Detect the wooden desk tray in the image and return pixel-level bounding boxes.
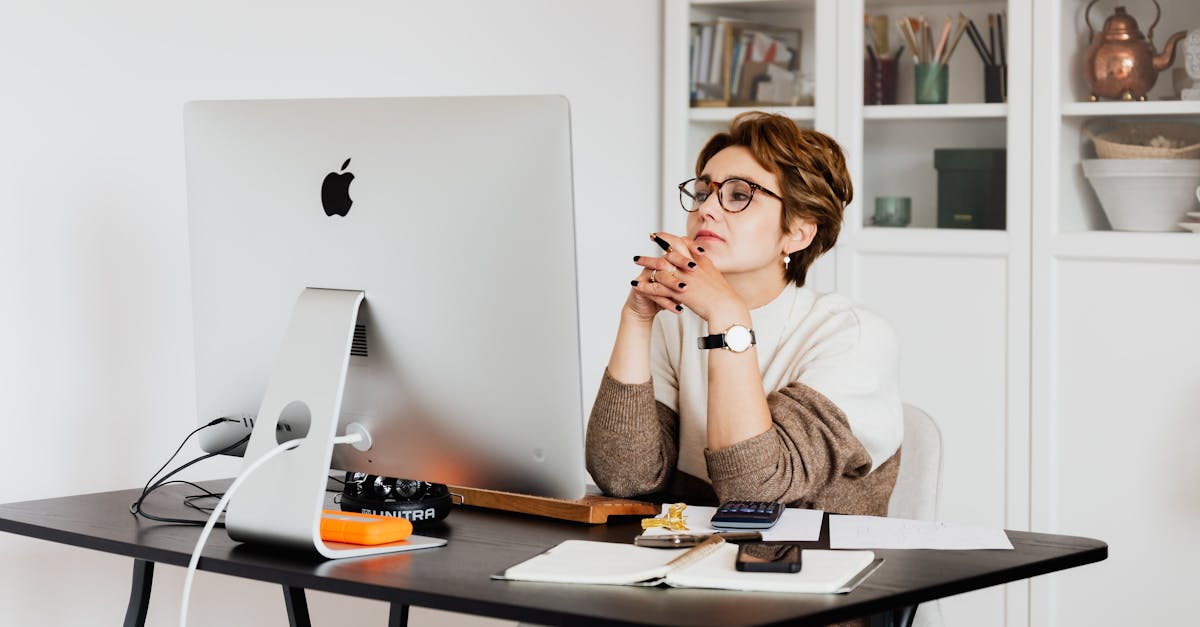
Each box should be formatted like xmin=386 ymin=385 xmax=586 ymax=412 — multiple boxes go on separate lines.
xmin=447 ymin=485 xmax=660 ymax=524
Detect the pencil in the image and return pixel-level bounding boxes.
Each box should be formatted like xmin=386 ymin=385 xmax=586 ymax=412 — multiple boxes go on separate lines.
xmin=943 ymin=13 xmax=971 ymax=64
xmin=923 ymin=17 xmax=934 ymax=64
xmin=908 ymin=17 xmax=925 ymax=62
xmin=897 ymin=19 xmax=919 ymax=63
xmin=966 ymin=18 xmax=992 ymax=65
xmin=997 ymin=12 xmax=1006 ymax=67
xmin=988 ymin=14 xmax=996 ymax=66
xmin=934 ymin=16 xmax=952 ymax=65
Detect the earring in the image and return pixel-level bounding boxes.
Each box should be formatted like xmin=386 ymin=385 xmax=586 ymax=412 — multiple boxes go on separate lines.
xmin=783 ymin=253 xmax=791 ymax=268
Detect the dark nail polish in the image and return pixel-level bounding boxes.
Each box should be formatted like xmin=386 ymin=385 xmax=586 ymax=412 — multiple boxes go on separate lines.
xmin=678 ymin=282 xmax=686 ymax=288
xmin=630 ymin=280 xmax=639 ymax=286
xmin=633 ymin=255 xmax=641 ymax=262
xmin=674 ymin=304 xmax=683 ymax=312
xmin=687 ymin=261 xmax=696 ymax=268
xmin=697 ymin=247 xmax=705 ymax=253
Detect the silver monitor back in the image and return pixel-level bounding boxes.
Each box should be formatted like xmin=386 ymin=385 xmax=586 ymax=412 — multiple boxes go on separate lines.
xmin=184 ymin=95 xmax=586 ymax=499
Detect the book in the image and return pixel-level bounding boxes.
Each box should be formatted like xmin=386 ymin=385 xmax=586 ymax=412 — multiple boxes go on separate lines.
xmin=733 ymin=28 xmax=801 ymax=105
xmin=689 ymin=18 xmax=803 ymax=107
xmin=494 ymin=537 xmax=881 ymax=594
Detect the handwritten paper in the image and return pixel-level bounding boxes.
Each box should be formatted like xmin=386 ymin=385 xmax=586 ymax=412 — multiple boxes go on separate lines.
xmin=643 ymin=504 xmax=824 ymax=541
xmin=829 ymin=515 xmax=1014 ymax=550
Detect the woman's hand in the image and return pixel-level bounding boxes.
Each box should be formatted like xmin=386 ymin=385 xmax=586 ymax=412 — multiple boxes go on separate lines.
xmin=628 ymin=232 xmax=746 ymax=324
xmin=624 ymin=240 xmax=688 ymax=323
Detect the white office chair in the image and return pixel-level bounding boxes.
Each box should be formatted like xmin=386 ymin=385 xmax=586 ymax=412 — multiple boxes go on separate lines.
xmin=888 ymin=404 xmax=943 ymax=521
xmin=887 ymin=404 xmax=945 ymax=627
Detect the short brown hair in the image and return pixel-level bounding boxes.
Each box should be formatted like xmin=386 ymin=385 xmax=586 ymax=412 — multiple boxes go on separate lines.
xmin=695 ymin=112 xmax=852 ymax=286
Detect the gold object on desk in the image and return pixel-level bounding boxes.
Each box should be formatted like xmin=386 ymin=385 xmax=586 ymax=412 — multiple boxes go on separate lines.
xmin=641 ymin=502 xmax=689 ymax=531
xmin=1084 ymin=0 xmax=1186 ymax=101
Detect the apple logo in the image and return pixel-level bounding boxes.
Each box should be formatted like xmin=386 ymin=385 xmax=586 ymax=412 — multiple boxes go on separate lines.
xmin=321 ymin=158 xmax=355 ymax=217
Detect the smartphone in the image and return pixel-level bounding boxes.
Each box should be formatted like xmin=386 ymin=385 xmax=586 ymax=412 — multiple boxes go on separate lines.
xmin=735 ymin=542 xmax=803 ymax=573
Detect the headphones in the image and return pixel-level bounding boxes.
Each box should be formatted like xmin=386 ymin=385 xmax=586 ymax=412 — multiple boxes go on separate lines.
xmin=337 ymin=472 xmax=456 ymax=525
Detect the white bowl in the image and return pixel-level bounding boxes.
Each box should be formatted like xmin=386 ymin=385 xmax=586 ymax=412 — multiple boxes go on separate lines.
xmin=1081 ymin=159 xmax=1200 ymax=232
xmin=1180 ymin=222 xmax=1200 ymax=233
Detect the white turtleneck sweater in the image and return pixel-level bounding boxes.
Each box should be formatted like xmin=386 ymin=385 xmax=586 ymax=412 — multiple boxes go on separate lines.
xmin=649 ymin=283 xmax=903 ymax=481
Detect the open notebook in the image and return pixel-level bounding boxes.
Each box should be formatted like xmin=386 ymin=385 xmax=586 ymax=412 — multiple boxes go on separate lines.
xmin=494 ymin=538 xmax=881 ymax=594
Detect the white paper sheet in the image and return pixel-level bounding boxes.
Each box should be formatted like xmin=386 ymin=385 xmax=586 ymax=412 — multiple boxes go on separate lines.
xmin=828 ymin=515 xmax=1014 ymax=550
xmin=643 ymin=504 xmax=824 ymax=541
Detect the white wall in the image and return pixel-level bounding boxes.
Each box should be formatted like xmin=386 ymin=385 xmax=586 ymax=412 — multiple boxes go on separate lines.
xmin=0 ymin=1 xmax=661 ymax=625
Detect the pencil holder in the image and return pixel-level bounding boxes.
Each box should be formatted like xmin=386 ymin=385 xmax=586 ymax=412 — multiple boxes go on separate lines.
xmin=984 ymin=65 xmax=1007 ymax=103
xmin=915 ymin=63 xmax=949 ymax=105
xmin=864 ymin=57 xmax=899 ymax=105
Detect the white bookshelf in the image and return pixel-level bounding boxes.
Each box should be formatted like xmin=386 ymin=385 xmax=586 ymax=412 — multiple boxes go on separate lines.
xmin=665 ymin=3 xmax=1200 ymax=626
xmin=1030 ymin=3 xmax=1200 ymax=627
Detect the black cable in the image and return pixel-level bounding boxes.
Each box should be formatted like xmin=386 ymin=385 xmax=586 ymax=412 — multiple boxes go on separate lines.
xmin=139 ymin=418 xmax=227 ymax=502
xmin=131 ymin=434 xmax=249 ymax=525
xmin=130 ymin=419 xmax=225 ymax=520
xmin=131 ymin=436 xmax=248 ymax=525
xmin=130 ymin=422 xmax=250 ymax=526
xmin=183 ymin=488 xmax=222 ymax=515
xmin=137 ymin=481 xmax=224 ymax=523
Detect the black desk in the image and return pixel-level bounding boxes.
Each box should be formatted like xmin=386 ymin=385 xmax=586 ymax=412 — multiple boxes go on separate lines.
xmin=0 ymin=482 xmax=1106 ymax=627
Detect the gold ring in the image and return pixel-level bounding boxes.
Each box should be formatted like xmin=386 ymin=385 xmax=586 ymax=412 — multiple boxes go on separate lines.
xmin=649 ymin=269 xmax=658 ymax=283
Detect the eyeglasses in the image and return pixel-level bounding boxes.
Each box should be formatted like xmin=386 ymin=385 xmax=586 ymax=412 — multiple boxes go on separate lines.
xmin=678 ymin=177 xmax=783 ymax=213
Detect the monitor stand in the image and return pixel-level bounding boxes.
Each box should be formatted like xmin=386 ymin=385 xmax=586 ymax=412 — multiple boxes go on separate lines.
xmin=225 ymin=288 xmax=446 ymax=558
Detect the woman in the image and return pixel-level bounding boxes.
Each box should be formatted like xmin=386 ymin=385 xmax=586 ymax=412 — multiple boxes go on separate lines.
xmin=585 ymin=112 xmax=903 ymax=516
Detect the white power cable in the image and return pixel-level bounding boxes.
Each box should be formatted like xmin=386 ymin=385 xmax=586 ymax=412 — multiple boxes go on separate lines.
xmin=179 ymin=431 xmax=364 ymax=627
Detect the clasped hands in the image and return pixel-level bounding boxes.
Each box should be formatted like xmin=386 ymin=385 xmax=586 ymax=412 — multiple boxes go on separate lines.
xmin=626 ymin=232 xmax=742 ymax=324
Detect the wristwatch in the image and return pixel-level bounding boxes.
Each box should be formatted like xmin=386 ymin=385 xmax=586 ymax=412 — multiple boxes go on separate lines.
xmin=697 ymin=324 xmax=756 ymax=353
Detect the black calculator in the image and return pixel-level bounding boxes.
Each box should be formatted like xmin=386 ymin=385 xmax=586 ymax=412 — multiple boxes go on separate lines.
xmin=710 ymin=501 xmax=785 ymax=530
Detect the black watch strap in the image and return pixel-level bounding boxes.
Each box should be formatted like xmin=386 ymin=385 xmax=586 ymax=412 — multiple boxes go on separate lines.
xmin=696 ymin=328 xmax=757 ymax=350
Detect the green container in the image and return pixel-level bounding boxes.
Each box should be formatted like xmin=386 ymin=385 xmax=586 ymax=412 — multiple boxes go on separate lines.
xmin=914 ymin=63 xmax=948 ymax=105
xmin=934 ymin=149 xmax=1006 ymax=229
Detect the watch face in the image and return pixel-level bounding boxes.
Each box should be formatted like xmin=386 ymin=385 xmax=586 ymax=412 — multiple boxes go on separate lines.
xmin=725 ymin=325 xmax=753 ymax=352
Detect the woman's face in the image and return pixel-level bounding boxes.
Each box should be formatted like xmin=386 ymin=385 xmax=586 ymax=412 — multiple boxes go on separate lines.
xmin=686 ymin=145 xmax=802 ymax=278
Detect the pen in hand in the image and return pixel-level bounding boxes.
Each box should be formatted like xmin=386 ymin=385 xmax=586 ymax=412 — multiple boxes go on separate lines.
xmin=650 ymin=232 xmax=672 ymax=252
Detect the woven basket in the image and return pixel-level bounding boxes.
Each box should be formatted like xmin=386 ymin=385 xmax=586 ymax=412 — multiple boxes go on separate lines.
xmin=1086 ymin=122 xmax=1200 ymax=159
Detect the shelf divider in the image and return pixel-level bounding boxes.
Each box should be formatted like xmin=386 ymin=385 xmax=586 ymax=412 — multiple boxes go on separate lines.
xmin=863 ymin=103 xmax=1008 ymax=120
xmin=689 ymin=106 xmax=816 ymax=122
xmin=853 ymin=226 xmax=1011 ymax=257
xmin=1061 ymin=101 xmax=1200 ymax=118
xmin=1050 ymin=231 xmax=1200 ymax=262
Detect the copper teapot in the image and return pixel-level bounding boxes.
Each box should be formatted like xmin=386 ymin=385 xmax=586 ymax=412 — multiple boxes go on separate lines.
xmin=1085 ymin=0 xmax=1185 ymax=101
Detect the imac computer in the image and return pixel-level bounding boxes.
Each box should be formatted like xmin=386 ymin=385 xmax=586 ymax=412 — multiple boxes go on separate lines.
xmin=183 ymin=95 xmax=587 ymax=557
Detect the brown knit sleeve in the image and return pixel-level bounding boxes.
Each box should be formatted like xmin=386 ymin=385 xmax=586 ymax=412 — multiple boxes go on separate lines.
xmin=585 ymin=369 xmax=679 ymax=498
xmin=703 ymin=381 xmax=891 ymax=513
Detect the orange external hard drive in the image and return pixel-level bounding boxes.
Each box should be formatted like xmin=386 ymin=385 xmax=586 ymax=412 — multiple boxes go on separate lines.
xmin=320 ymin=509 xmax=414 ymax=545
